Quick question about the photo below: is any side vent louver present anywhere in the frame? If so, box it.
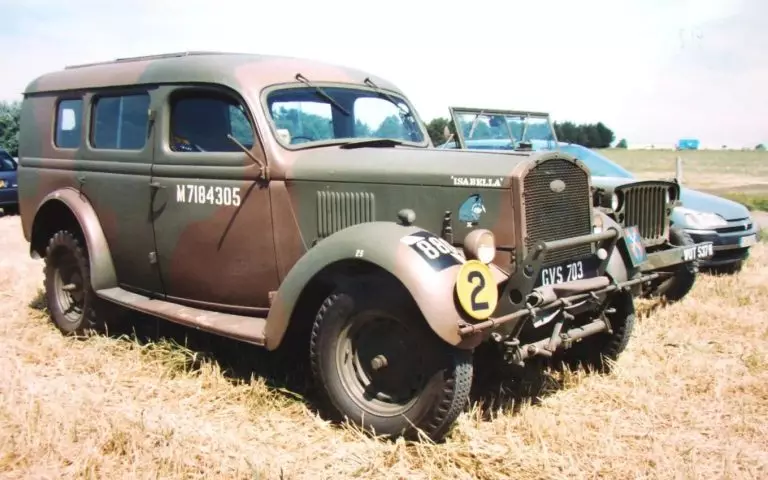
[317,191,376,238]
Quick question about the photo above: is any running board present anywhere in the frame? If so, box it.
[96,287,267,346]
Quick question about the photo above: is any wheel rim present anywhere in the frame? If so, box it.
[51,249,85,323]
[336,310,431,416]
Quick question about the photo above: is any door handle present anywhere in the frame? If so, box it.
[149,181,166,189]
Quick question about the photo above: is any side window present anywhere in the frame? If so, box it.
[55,98,83,149]
[169,93,255,152]
[91,93,151,150]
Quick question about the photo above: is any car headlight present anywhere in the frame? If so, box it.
[678,207,728,229]
[463,229,496,264]
[611,193,620,211]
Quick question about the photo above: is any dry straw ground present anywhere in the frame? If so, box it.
[1,149,767,479]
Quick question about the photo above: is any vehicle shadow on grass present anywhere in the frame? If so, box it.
[26,290,607,439]
[27,290,317,407]
[468,346,572,421]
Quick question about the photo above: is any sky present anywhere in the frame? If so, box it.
[0,0,765,147]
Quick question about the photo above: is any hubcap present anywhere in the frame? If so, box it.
[336,311,429,416]
[51,250,85,323]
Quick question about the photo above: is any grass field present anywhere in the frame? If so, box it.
[596,149,768,210]
[1,150,767,479]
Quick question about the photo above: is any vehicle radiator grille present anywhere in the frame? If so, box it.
[523,159,593,265]
[621,185,668,244]
[317,191,376,238]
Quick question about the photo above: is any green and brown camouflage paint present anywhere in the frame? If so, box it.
[17,51,637,351]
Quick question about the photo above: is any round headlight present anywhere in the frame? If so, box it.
[463,229,496,264]
[611,193,620,211]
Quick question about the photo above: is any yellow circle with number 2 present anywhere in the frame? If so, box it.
[455,260,499,320]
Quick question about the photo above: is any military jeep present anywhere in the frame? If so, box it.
[18,51,659,442]
[443,106,715,303]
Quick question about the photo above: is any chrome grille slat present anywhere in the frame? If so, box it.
[622,186,666,244]
[523,159,593,265]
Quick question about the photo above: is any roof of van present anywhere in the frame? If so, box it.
[23,51,402,96]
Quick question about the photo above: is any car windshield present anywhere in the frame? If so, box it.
[265,86,427,148]
[452,110,558,149]
[0,150,15,171]
[556,144,635,178]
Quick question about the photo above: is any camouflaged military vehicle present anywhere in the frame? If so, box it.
[442,106,715,303]
[18,51,661,442]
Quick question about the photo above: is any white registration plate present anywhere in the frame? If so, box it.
[682,242,714,261]
[739,234,757,248]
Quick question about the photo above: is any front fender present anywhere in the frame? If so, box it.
[31,187,118,291]
[264,221,484,350]
[595,209,632,284]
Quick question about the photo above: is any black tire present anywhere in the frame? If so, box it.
[647,226,698,302]
[309,279,473,442]
[554,289,636,374]
[43,229,101,336]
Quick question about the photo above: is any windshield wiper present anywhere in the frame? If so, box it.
[363,77,412,117]
[339,138,404,149]
[295,73,350,116]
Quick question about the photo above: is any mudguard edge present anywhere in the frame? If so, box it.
[264,221,485,350]
[30,187,118,291]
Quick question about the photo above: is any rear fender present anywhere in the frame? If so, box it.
[30,187,117,291]
[264,221,485,350]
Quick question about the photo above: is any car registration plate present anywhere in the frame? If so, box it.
[682,242,714,261]
[739,234,757,248]
[536,255,600,287]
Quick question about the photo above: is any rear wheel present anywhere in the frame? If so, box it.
[43,230,100,336]
[553,289,636,374]
[309,280,473,442]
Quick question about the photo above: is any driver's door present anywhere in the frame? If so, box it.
[149,85,279,312]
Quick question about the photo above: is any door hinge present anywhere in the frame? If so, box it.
[148,251,157,264]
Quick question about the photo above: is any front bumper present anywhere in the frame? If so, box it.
[637,240,715,273]
[683,218,758,267]
[461,225,657,338]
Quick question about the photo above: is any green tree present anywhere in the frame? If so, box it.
[426,117,454,145]
[0,100,21,157]
[756,143,766,151]
[595,122,614,147]
[616,138,628,148]
[374,115,405,139]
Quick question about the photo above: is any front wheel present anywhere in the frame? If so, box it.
[309,281,473,442]
[645,226,698,302]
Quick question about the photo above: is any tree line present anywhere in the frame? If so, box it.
[2,98,766,155]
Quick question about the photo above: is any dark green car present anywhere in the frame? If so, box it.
[444,106,715,303]
[17,51,660,442]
